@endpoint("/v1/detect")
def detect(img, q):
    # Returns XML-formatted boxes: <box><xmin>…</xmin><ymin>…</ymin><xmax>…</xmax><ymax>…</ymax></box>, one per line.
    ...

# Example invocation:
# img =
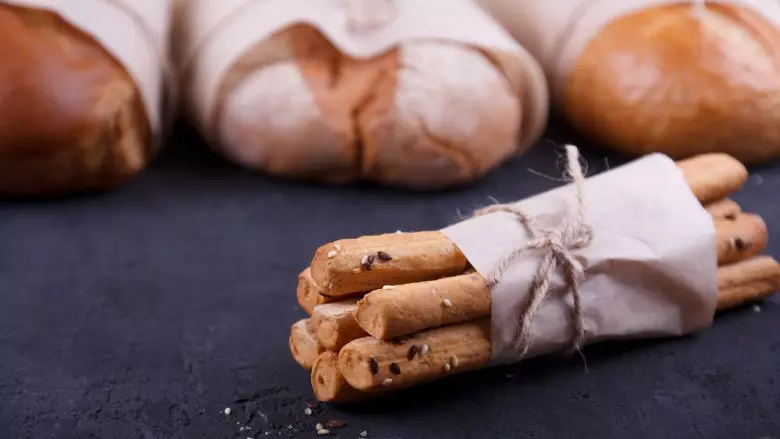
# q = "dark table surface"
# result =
<box><xmin>1</xmin><ymin>120</ymin><xmax>779</xmax><ymax>439</ymax></box>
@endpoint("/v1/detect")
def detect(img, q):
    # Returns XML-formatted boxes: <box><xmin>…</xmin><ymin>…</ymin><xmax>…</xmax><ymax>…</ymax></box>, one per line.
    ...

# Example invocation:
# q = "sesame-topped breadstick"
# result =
<box><xmin>311</xmin><ymin>352</ymin><xmax>367</xmax><ymax>403</ymax></box>
<box><xmin>309</xmin><ymin>154</ymin><xmax>747</xmax><ymax>298</ymax></box>
<box><xmin>354</xmin><ymin>210</ymin><xmax>768</xmax><ymax>341</ymax></box>
<box><xmin>338</xmin><ymin>256</ymin><xmax>780</xmax><ymax>394</ymax></box>
<box><xmin>310</xmin><ymin>231</ymin><xmax>469</xmax><ymax>297</ymax></box>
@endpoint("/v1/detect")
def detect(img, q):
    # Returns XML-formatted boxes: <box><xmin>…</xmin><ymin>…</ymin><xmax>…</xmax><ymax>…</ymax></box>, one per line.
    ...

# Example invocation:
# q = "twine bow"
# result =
<box><xmin>474</xmin><ymin>145</ymin><xmax>593</xmax><ymax>358</ymax></box>
<box><xmin>342</xmin><ymin>0</ymin><xmax>396</xmax><ymax>33</ymax></box>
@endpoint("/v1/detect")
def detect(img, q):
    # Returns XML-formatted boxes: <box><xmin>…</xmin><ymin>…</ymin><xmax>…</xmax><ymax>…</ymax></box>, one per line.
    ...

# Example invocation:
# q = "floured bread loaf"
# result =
<box><xmin>477</xmin><ymin>0</ymin><xmax>780</xmax><ymax>165</ymax></box>
<box><xmin>218</xmin><ymin>26</ymin><xmax>521</xmax><ymax>188</ymax></box>
<box><xmin>0</xmin><ymin>4</ymin><xmax>146</xmax><ymax>196</ymax></box>
<box><xmin>176</xmin><ymin>0</ymin><xmax>549</xmax><ymax>190</ymax></box>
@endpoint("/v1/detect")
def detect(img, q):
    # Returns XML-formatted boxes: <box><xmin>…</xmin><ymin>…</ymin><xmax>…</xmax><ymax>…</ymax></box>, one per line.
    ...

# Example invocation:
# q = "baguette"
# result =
<box><xmin>339</xmin><ymin>256</ymin><xmax>780</xmax><ymax>393</ymax></box>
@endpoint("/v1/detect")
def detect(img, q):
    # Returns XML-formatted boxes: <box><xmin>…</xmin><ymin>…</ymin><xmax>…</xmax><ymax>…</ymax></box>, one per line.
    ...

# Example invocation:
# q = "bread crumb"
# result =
<box><xmin>223</xmin><ymin>407</ymin><xmax>231</xmax><ymax>415</ymax></box>
<box><xmin>753</xmin><ymin>304</ymin><xmax>762</xmax><ymax>313</ymax></box>
<box><xmin>317</xmin><ymin>428</ymin><xmax>330</xmax><ymax>435</ymax></box>
<box><xmin>361</xmin><ymin>431</ymin><xmax>368</xmax><ymax>437</ymax></box>
<box><xmin>304</xmin><ymin>407</ymin><xmax>312</xmax><ymax>415</ymax></box>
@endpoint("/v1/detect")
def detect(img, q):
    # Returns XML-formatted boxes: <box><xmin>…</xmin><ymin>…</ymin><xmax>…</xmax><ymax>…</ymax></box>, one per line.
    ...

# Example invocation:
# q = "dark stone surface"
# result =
<box><xmin>1</xmin><ymin>121</ymin><xmax>778</xmax><ymax>439</ymax></box>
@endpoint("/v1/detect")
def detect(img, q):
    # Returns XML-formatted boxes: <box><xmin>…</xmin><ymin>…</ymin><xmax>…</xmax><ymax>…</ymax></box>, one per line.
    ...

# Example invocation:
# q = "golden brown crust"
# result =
<box><xmin>310</xmin><ymin>231</ymin><xmax>468</xmax><ymax>297</ymax></box>
<box><xmin>714</xmin><ymin>213</ymin><xmax>768</xmax><ymax>265</ymax></box>
<box><xmin>716</xmin><ymin>256</ymin><xmax>780</xmax><ymax>310</ymax></box>
<box><xmin>310</xmin><ymin>351</ymin><xmax>366</xmax><ymax>403</ymax></box>
<box><xmin>355</xmin><ymin>273</ymin><xmax>490</xmax><ymax>340</ymax></box>
<box><xmin>704</xmin><ymin>199</ymin><xmax>741</xmax><ymax>219</ymax></box>
<box><xmin>677</xmin><ymin>153</ymin><xmax>748</xmax><ymax>204</ymax></box>
<box><xmin>338</xmin><ymin>320</ymin><xmax>492</xmax><ymax>392</ymax></box>
<box><xmin>565</xmin><ymin>4</ymin><xmax>780</xmax><ymax>164</ymax></box>
<box><xmin>289</xmin><ymin>319</ymin><xmax>324</xmax><ymax>370</ymax></box>
<box><xmin>0</xmin><ymin>4</ymin><xmax>151</xmax><ymax>196</ymax></box>
<box><xmin>311</xmin><ymin>300</ymin><xmax>368</xmax><ymax>351</ymax></box>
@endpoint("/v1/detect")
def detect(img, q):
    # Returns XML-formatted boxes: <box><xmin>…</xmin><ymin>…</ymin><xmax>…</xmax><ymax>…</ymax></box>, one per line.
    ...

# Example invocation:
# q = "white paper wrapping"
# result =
<box><xmin>174</xmin><ymin>0</ymin><xmax>549</xmax><ymax>152</ymax></box>
<box><xmin>474</xmin><ymin>0</ymin><xmax>780</xmax><ymax>103</ymax></box>
<box><xmin>440</xmin><ymin>153</ymin><xmax>719</xmax><ymax>365</ymax></box>
<box><xmin>3</xmin><ymin>0</ymin><xmax>172</xmax><ymax>141</ymax></box>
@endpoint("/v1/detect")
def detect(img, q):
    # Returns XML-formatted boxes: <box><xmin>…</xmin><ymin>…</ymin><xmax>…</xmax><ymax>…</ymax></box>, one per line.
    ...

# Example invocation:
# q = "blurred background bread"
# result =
<box><xmin>565</xmin><ymin>3</ymin><xmax>780</xmax><ymax>164</ymax></box>
<box><xmin>216</xmin><ymin>25</ymin><xmax>523</xmax><ymax>190</ymax></box>
<box><xmin>0</xmin><ymin>3</ymin><xmax>151</xmax><ymax>197</ymax></box>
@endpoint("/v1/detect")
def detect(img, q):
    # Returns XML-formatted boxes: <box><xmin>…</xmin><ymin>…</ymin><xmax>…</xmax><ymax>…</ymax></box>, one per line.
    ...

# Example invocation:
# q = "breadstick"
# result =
<box><xmin>355</xmin><ymin>211</ymin><xmax>768</xmax><ymax>340</ymax></box>
<box><xmin>311</xmin><ymin>300</ymin><xmax>368</xmax><ymax>351</ymax></box>
<box><xmin>289</xmin><ymin>319</ymin><xmax>324</xmax><ymax>370</ymax></box>
<box><xmin>677</xmin><ymin>153</ymin><xmax>748</xmax><ymax>204</ymax></box>
<box><xmin>310</xmin><ymin>231</ymin><xmax>468</xmax><ymax>297</ymax></box>
<box><xmin>705</xmin><ymin>199</ymin><xmax>741</xmax><ymax>220</ymax></box>
<box><xmin>716</xmin><ymin>256</ymin><xmax>780</xmax><ymax>311</ymax></box>
<box><xmin>311</xmin><ymin>352</ymin><xmax>366</xmax><ymax>403</ymax></box>
<box><xmin>355</xmin><ymin>273</ymin><xmax>489</xmax><ymax>340</ymax></box>
<box><xmin>715</xmin><ymin>213</ymin><xmax>767</xmax><ymax>264</ymax></box>
<box><xmin>297</xmin><ymin>268</ymin><xmax>330</xmax><ymax>315</ymax></box>
<box><xmin>310</xmin><ymin>154</ymin><xmax>746</xmax><ymax>297</ymax></box>
<box><xmin>341</xmin><ymin>256</ymin><xmax>780</xmax><ymax>392</ymax></box>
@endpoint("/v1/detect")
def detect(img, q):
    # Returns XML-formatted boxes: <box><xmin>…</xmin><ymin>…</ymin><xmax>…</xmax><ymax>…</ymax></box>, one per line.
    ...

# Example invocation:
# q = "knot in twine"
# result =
<box><xmin>473</xmin><ymin>145</ymin><xmax>593</xmax><ymax>359</ymax></box>
<box><xmin>343</xmin><ymin>0</ymin><xmax>396</xmax><ymax>33</ymax></box>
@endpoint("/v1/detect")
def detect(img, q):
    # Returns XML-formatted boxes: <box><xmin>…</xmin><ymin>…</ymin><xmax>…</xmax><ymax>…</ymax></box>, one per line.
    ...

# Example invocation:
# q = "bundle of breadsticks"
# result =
<box><xmin>290</xmin><ymin>150</ymin><xmax>780</xmax><ymax>403</ymax></box>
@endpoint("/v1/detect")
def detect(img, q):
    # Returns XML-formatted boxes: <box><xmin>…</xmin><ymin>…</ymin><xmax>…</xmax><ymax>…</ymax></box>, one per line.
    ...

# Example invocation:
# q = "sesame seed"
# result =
<box><xmin>304</xmin><ymin>407</ymin><xmax>312</xmax><ymax>415</ymax></box>
<box><xmin>407</xmin><ymin>345</ymin><xmax>419</xmax><ymax>361</ymax></box>
<box><xmin>390</xmin><ymin>362</ymin><xmax>401</xmax><ymax>374</ymax></box>
<box><xmin>316</xmin><ymin>423</ymin><xmax>324</xmax><ymax>431</ymax></box>
<box><xmin>361</xmin><ymin>432</ymin><xmax>368</xmax><ymax>437</ymax></box>
<box><xmin>382</xmin><ymin>378</ymin><xmax>393</xmax><ymax>386</ymax></box>
<box><xmin>334</xmin><ymin>244</ymin><xmax>342</xmax><ymax>250</ymax></box>
<box><xmin>369</xmin><ymin>357</ymin><xmax>379</xmax><ymax>374</ymax></box>
<box><xmin>377</xmin><ymin>251</ymin><xmax>393</xmax><ymax>261</ymax></box>
<box><xmin>395</xmin><ymin>230</ymin><xmax>403</xmax><ymax>234</ymax></box>
<box><xmin>327</xmin><ymin>250</ymin><xmax>337</xmax><ymax>258</ymax></box>
<box><xmin>725</xmin><ymin>213</ymin><xmax>737</xmax><ymax>221</ymax></box>
<box><xmin>443</xmin><ymin>363</ymin><xmax>451</xmax><ymax>372</ymax></box>
<box><xmin>753</xmin><ymin>304</ymin><xmax>762</xmax><ymax>313</ymax></box>
<box><xmin>382</xmin><ymin>285</ymin><xmax>394</xmax><ymax>289</ymax></box>
<box><xmin>451</xmin><ymin>356</ymin><xmax>459</xmax><ymax>368</ymax></box>
<box><xmin>223</xmin><ymin>407</ymin><xmax>231</xmax><ymax>415</ymax></box>
<box><xmin>360</xmin><ymin>255</ymin><xmax>369</xmax><ymax>265</ymax></box>
<box><xmin>442</xmin><ymin>298</ymin><xmax>453</xmax><ymax>308</ymax></box>
<box><xmin>733</xmin><ymin>237</ymin><xmax>751</xmax><ymax>252</ymax></box>
<box><xmin>367</xmin><ymin>254</ymin><xmax>375</xmax><ymax>265</ymax></box>
<box><xmin>317</xmin><ymin>428</ymin><xmax>330</xmax><ymax>435</ymax></box>
<box><xmin>421</xmin><ymin>344</ymin><xmax>429</xmax><ymax>356</ymax></box>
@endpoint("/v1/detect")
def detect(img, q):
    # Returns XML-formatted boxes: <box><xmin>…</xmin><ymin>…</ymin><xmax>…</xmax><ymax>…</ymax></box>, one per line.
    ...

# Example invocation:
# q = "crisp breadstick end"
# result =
<box><xmin>311</xmin><ymin>352</ymin><xmax>366</xmax><ymax>403</ymax></box>
<box><xmin>289</xmin><ymin>319</ymin><xmax>324</xmax><ymax>370</ymax></box>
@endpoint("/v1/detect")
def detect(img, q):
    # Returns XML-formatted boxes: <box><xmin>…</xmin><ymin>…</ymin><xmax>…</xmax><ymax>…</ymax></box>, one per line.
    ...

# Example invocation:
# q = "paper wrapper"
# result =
<box><xmin>475</xmin><ymin>0</ymin><xmax>780</xmax><ymax>103</ymax></box>
<box><xmin>174</xmin><ymin>0</ymin><xmax>549</xmax><ymax>153</ymax></box>
<box><xmin>440</xmin><ymin>154</ymin><xmax>718</xmax><ymax>365</ymax></box>
<box><xmin>3</xmin><ymin>0</ymin><xmax>172</xmax><ymax>143</ymax></box>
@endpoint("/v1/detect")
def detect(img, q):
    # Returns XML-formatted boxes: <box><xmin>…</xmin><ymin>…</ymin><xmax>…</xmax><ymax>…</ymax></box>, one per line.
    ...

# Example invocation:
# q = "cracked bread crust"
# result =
<box><xmin>0</xmin><ymin>4</ymin><xmax>151</xmax><ymax>197</ymax></box>
<box><xmin>215</xmin><ymin>25</ymin><xmax>521</xmax><ymax>190</ymax></box>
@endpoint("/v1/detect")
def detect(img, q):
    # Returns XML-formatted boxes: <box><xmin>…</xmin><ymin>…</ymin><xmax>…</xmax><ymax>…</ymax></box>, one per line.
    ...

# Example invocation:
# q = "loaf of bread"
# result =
<box><xmin>0</xmin><ymin>1</ymin><xmax>170</xmax><ymax>196</ymax></box>
<box><xmin>476</xmin><ymin>0</ymin><xmax>780</xmax><ymax>165</ymax></box>
<box><xmin>175</xmin><ymin>0</ymin><xmax>549</xmax><ymax>190</ymax></box>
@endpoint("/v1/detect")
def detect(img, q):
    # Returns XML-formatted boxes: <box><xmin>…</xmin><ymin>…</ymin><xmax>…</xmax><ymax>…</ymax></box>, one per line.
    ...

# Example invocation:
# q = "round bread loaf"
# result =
<box><xmin>0</xmin><ymin>4</ymin><xmax>151</xmax><ymax>197</ymax></box>
<box><xmin>215</xmin><ymin>25</ymin><xmax>523</xmax><ymax>190</ymax></box>
<box><xmin>564</xmin><ymin>4</ymin><xmax>780</xmax><ymax>164</ymax></box>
